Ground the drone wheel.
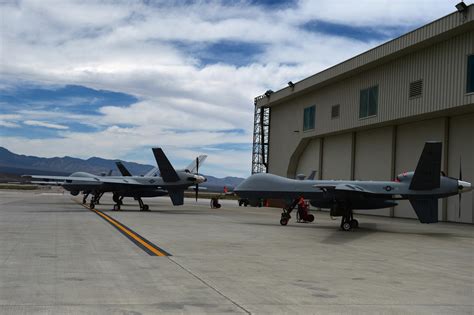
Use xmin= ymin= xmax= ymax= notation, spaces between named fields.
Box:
xmin=342 ymin=222 xmax=352 ymax=231
xmin=280 ymin=218 xmax=289 ymax=226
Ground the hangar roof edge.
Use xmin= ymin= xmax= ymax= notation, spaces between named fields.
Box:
xmin=255 ymin=4 xmax=474 ymax=108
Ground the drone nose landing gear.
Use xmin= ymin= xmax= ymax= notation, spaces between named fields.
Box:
xmin=280 ymin=211 xmax=291 ymax=226
xmin=280 ymin=198 xmax=315 ymax=226
xmin=296 ymin=202 xmax=314 ymax=223
xmin=89 ymin=191 xmax=103 ymax=209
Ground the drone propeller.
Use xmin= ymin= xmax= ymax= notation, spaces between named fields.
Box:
xmin=458 ymin=157 xmax=462 ymax=218
xmin=195 ymin=157 xmax=199 ymax=202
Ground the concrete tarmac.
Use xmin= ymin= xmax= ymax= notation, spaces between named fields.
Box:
xmin=0 ymin=190 xmax=473 ymax=314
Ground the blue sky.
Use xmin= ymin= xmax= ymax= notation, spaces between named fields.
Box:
xmin=0 ymin=0 xmax=458 ymax=177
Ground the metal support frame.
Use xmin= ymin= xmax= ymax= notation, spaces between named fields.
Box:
xmin=251 ymin=97 xmax=271 ymax=174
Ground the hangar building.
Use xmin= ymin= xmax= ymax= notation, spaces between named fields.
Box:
xmin=252 ymin=5 xmax=474 ymax=223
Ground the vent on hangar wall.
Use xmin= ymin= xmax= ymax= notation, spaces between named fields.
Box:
xmin=331 ymin=104 xmax=340 ymax=119
xmin=409 ymin=80 xmax=423 ymax=98
xmin=251 ymin=98 xmax=271 ymax=174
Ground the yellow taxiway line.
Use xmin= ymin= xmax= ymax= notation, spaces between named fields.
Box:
xmin=76 ymin=201 xmax=170 ymax=257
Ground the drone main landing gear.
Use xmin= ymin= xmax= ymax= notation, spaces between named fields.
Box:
xmin=82 ymin=192 xmax=90 ymax=204
xmin=135 ymin=197 xmax=149 ymax=211
xmin=94 ymin=192 xmax=104 ymax=204
xmin=339 ymin=209 xmax=358 ymax=231
xmin=112 ymin=194 xmax=124 ymax=211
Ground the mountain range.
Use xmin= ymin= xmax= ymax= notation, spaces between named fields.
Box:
xmin=0 ymin=147 xmax=244 ymax=187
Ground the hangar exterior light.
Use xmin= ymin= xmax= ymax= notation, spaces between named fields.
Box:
xmin=288 ymin=81 xmax=295 ymax=88
xmin=456 ymin=1 xmax=468 ymax=12
xmin=264 ymin=90 xmax=274 ymax=97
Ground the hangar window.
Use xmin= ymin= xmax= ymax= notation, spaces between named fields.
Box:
xmin=331 ymin=104 xmax=340 ymax=119
xmin=409 ymin=80 xmax=423 ymax=98
xmin=359 ymin=86 xmax=378 ymax=119
xmin=303 ymin=105 xmax=315 ymax=131
xmin=467 ymin=54 xmax=474 ymax=93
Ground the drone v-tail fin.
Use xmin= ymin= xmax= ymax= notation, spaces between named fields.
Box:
xmin=409 ymin=198 xmax=438 ymax=223
xmin=115 ymin=161 xmax=132 ymax=177
xmin=168 ymin=190 xmax=184 ymax=206
xmin=152 ymin=148 xmax=180 ymax=182
xmin=185 ymin=155 xmax=207 ymax=173
xmin=409 ymin=142 xmax=442 ymax=190
xmin=307 ymin=170 xmax=317 ymax=180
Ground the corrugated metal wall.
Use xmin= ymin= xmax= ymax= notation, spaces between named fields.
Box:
xmin=321 ymin=134 xmax=352 ymax=181
xmin=267 ymin=31 xmax=473 ymax=141
xmin=353 ymin=126 xmax=394 ymax=217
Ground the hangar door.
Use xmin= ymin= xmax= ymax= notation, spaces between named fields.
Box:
xmin=296 ymin=138 xmax=321 ymax=179
xmin=354 ymin=126 xmax=394 ymax=217
xmin=322 ymin=133 xmax=352 ymax=180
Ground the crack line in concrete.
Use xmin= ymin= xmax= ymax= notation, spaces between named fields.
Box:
xmin=168 ymin=257 xmax=251 ymax=315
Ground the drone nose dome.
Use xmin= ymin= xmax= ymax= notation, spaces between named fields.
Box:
xmin=458 ymin=180 xmax=472 ymax=193
xmin=195 ymin=175 xmax=206 ymax=183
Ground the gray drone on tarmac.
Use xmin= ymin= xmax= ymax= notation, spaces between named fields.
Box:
xmin=235 ymin=142 xmax=472 ymax=231
xmin=26 ymin=148 xmax=207 ymax=211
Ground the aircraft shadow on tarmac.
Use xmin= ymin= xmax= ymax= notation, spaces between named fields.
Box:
xmin=28 ymin=209 xmax=87 ymax=213
xmin=98 ymin=208 xmax=216 ymax=215
xmin=240 ymin=221 xmax=375 ymax=244
xmin=242 ymin=221 xmax=458 ymax=244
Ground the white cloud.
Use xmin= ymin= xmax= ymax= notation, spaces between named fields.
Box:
xmin=0 ymin=121 xmax=20 ymax=128
xmin=23 ymin=120 xmax=69 ymax=130
xmin=0 ymin=114 xmax=21 ymax=128
xmin=0 ymin=0 xmax=460 ymax=177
